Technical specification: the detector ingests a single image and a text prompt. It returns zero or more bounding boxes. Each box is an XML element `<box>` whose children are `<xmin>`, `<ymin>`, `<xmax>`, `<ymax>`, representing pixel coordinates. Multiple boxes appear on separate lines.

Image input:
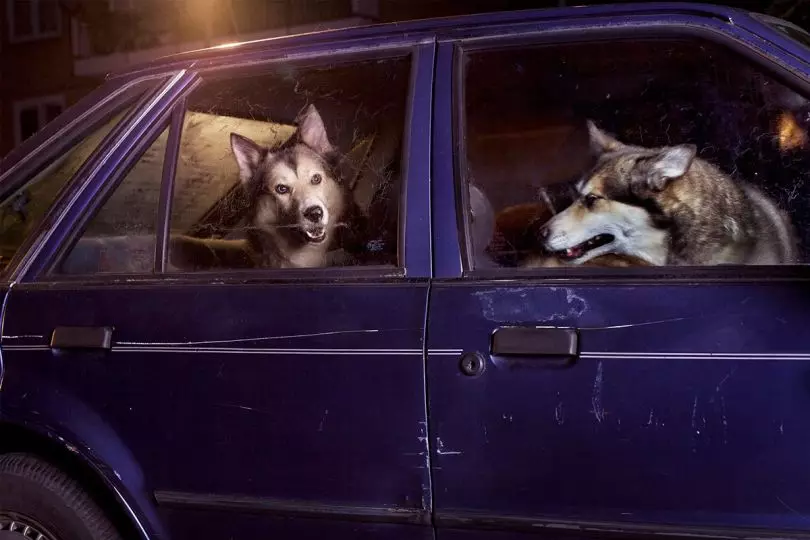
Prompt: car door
<box><xmin>1</xmin><ymin>41</ymin><xmax>435</xmax><ymax>539</ymax></box>
<box><xmin>428</xmin><ymin>13</ymin><xmax>810</xmax><ymax>540</ymax></box>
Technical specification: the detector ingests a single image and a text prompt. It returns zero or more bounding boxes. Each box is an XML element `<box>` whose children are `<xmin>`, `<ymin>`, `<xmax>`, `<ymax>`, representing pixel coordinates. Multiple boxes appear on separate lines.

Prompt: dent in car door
<box><xmin>3</xmin><ymin>44</ymin><xmax>435</xmax><ymax>539</ymax></box>
<box><xmin>428</xmin><ymin>23</ymin><xmax>810</xmax><ymax>540</ymax></box>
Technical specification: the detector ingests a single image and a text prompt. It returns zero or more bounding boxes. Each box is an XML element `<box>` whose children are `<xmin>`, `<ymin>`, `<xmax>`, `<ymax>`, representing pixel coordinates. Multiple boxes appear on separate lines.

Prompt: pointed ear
<box><xmin>587</xmin><ymin>120</ymin><xmax>625</xmax><ymax>155</ymax></box>
<box><xmin>230</xmin><ymin>133</ymin><xmax>264</xmax><ymax>185</ymax></box>
<box><xmin>298</xmin><ymin>104</ymin><xmax>334</xmax><ymax>155</ymax></box>
<box><xmin>633</xmin><ymin>144</ymin><xmax>697</xmax><ymax>192</ymax></box>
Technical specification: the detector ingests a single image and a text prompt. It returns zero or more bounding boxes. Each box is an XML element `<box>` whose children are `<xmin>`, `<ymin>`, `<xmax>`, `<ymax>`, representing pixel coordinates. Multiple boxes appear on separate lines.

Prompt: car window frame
<box><xmin>12</xmin><ymin>70</ymin><xmax>193</xmax><ymax>283</ymax></box>
<box><xmin>0</xmin><ymin>74</ymin><xmax>172</xmax><ymax>282</ymax></box>
<box><xmin>450</xmin><ymin>19</ymin><xmax>810</xmax><ymax>283</ymax></box>
<box><xmin>34</xmin><ymin>42</ymin><xmax>431</xmax><ymax>284</ymax></box>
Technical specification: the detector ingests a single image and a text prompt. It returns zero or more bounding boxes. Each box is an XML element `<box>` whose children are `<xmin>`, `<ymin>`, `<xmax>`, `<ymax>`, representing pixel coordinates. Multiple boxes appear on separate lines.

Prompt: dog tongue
<box><xmin>565</xmin><ymin>247</ymin><xmax>583</xmax><ymax>259</ymax></box>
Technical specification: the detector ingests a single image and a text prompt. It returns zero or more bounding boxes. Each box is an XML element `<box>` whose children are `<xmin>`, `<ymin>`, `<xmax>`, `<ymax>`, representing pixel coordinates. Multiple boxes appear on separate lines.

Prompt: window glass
<box><xmin>0</xmin><ymin>109</ymin><xmax>130</xmax><ymax>272</ymax></box>
<box><xmin>12</xmin><ymin>1</ymin><xmax>33</xmax><ymax>37</ymax></box>
<box><xmin>167</xmin><ymin>55</ymin><xmax>410</xmax><ymax>272</ymax></box>
<box><xmin>58</xmin><ymin>126</ymin><xmax>169</xmax><ymax>275</ymax></box>
<box><xmin>38</xmin><ymin>0</ymin><xmax>59</xmax><ymax>33</ymax></box>
<box><xmin>19</xmin><ymin>107</ymin><xmax>39</xmax><ymax>142</ymax></box>
<box><xmin>462</xmin><ymin>37</ymin><xmax>810</xmax><ymax>270</ymax></box>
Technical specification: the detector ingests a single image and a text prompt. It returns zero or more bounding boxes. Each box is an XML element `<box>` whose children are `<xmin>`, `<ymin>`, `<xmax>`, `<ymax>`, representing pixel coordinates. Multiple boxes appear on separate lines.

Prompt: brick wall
<box><xmin>0</xmin><ymin>3</ymin><xmax>101</xmax><ymax>157</ymax></box>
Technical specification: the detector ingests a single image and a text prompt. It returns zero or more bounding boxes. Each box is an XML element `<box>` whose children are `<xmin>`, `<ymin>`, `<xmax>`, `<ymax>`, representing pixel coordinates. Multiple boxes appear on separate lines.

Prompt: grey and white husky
<box><xmin>228</xmin><ymin>104</ymin><xmax>355</xmax><ymax>268</ymax></box>
<box><xmin>539</xmin><ymin>121</ymin><xmax>798</xmax><ymax>266</ymax></box>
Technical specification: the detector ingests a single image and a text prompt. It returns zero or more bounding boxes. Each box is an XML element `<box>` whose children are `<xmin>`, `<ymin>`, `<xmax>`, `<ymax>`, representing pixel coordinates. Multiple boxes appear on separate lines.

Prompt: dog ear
<box><xmin>634</xmin><ymin>144</ymin><xmax>697</xmax><ymax>191</ymax></box>
<box><xmin>298</xmin><ymin>104</ymin><xmax>334</xmax><ymax>156</ymax></box>
<box><xmin>230</xmin><ymin>133</ymin><xmax>264</xmax><ymax>185</ymax></box>
<box><xmin>587</xmin><ymin>120</ymin><xmax>625</xmax><ymax>154</ymax></box>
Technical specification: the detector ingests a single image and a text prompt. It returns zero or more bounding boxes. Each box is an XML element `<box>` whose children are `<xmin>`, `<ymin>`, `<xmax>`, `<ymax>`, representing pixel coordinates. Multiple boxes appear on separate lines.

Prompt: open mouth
<box><xmin>304</xmin><ymin>227</ymin><xmax>327</xmax><ymax>243</ymax></box>
<box><xmin>551</xmin><ymin>234</ymin><xmax>614</xmax><ymax>260</ymax></box>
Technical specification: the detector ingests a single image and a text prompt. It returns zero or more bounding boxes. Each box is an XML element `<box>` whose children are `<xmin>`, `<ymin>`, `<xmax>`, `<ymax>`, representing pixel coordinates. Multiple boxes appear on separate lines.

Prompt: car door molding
<box><xmin>435</xmin><ymin>510</ymin><xmax>810</xmax><ymax>539</ymax></box>
<box><xmin>154</xmin><ymin>490</ymin><xmax>431</xmax><ymax>526</ymax></box>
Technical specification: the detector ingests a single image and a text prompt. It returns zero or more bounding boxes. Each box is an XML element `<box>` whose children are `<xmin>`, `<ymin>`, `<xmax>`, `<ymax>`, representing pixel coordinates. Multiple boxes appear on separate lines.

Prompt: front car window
<box><xmin>460</xmin><ymin>36</ymin><xmax>810</xmax><ymax>271</ymax></box>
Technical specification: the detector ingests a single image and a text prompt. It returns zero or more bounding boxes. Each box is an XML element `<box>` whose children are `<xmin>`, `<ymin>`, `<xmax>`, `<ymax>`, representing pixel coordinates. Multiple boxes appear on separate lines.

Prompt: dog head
<box><xmin>540</xmin><ymin>121</ymin><xmax>695</xmax><ymax>265</ymax></box>
<box><xmin>229</xmin><ymin>104</ymin><xmax>348</xmax><ymax>246</ymax></box>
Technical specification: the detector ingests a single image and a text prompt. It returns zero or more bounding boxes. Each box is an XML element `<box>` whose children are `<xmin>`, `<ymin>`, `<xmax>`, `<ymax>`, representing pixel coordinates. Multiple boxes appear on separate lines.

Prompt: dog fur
<box><xmin>228</xmin><ymin>104</ymin><xmax>355</xmax><ymax>269</ymax></box>
<box><xmin>540</xmin><ymin>121</ymin><xmax>798</xmax><ymax>266</ymax></box>
<box><xmin>483</xmin><ymin>201</ymin><xmax>652</xmax><ymax>269</ymax></box>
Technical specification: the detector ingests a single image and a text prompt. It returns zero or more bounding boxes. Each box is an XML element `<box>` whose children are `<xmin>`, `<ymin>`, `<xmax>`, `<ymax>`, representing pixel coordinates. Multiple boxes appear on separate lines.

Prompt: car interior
<box><xmin>463</xmin><ymin>36</ymin><xmax>810</xmax><ymax>268</ymax></box>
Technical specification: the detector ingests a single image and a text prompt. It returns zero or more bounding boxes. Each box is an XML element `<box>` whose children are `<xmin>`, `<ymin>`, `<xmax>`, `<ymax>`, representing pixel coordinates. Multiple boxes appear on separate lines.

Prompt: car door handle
<box><xmin>490</xmin><ymin>326</ymin><xmax>578</xmax><ymax>360</ymax></box>
<box><xmin>50</xmin><ymin>326</ymin><xmax>113</xmax><ymax>351</ymax></box>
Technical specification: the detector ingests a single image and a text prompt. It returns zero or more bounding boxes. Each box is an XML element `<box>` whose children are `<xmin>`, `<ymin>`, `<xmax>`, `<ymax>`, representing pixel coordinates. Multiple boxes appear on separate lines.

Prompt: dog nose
<box><xmin>537</xmin><ymin>225</ymin><xmax>550</xmax><ymax>241</ymax></box>
<box><xmin>304</xmin><ymin>206</ymin><xmax>324</xmax><ymax>223</ymax></box>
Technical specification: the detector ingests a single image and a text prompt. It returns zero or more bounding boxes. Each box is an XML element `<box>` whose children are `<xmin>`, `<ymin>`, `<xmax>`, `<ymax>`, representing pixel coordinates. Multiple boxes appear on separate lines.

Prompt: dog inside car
<box><xmin>194</xmin><ymin>104</ymin><xmax>355</xmax><ymax>269</ymax></box>
<box><xmin>538</xmin><ymin>120</ymin><xmax>798</xmax><ymax>266</ymax></box>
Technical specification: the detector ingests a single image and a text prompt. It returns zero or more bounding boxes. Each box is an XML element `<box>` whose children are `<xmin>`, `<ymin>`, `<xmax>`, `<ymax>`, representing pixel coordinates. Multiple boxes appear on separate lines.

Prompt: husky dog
<box><xmin>539</xmin><ymin>121</ymin><xmax>797</xmax><ymax>266</ymax></box>
<box><xmin>228</xmin><ymin>104</ymin><xmax>354</xmax><ymax>268</ymax></box>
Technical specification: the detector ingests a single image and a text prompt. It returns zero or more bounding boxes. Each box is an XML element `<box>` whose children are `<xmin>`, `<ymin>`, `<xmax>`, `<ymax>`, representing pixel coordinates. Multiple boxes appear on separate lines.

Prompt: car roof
<box><xmin>108</xmin><ymin>2</ymin><xmax>746</xmax><ymax>79</ymax></box>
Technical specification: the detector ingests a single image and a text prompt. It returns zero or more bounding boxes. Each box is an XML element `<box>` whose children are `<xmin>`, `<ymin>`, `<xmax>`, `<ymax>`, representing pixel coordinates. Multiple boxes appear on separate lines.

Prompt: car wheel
<box><xmin>0</xmin><ymin>453</ymin><xmax>122</xmax><ymax>540</ymax></box>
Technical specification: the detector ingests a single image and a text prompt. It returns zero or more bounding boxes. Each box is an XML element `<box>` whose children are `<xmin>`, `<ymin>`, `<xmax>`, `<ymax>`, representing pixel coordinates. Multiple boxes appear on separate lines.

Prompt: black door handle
<box><xmin>50</xmin><ymin>326</ymin><xmax>113</xmax><ymax>351</ymax></box>
<box><xmin>491</xmin><ymin>326</ymin><xmax>578</xmax><ymax>362</ymax></box>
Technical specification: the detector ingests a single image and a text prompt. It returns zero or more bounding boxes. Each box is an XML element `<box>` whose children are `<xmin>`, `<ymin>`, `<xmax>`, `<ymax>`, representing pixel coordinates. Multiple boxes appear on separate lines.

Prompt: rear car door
<box><xmin>428</xmin><ymin>13</ymin><xmax>810</xmax><ymax>540</ymax></box>
<box><xmin>1</xmin><ymin>41</ymin><xmax>435</xmax><ymax>539</ymax></box>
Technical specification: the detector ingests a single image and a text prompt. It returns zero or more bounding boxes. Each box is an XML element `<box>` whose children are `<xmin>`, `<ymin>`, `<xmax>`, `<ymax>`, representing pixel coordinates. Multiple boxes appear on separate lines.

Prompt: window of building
<box><xmin>7</xmin><ymin>0</ymin><xmax>62</xmax><ymax>42</ymax></box>
<box><xmin>165</xmin><ymin>54</ymin><xmax>410</xmax><ymax>272</ymax></box>
<box><xmin>14</xmin><ymin>95</ymin><xmax>65</xmax><ymax>145</ymax></box>
<box><xmin>460</xmin><ymin>36</ymin><xmax>810</xmax><ymax>271</ymax></box>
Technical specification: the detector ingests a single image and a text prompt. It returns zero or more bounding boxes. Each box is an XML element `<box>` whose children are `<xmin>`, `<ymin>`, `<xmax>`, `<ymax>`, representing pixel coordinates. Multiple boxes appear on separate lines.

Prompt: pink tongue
<box><xmin>565</xmin><ymin>247</ymin><xmax>582</xmax><ymax>259</ymax></box>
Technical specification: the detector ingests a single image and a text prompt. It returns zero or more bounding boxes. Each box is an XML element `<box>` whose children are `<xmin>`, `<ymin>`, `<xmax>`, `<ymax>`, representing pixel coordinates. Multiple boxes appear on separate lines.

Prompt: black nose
<box><xmin>304</xmin><ymin>206</ymin><xmax>324</xmax><ymax>223</ymax></box>
<box><xmin>537</xmin><ymin>225</ymin><xmax>549</xmax><ymax>241</ymax></box>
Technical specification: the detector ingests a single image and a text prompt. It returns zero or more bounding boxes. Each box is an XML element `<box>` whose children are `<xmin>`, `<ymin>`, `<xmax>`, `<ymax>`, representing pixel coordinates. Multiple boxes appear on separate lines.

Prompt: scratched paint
<box><xmin>435</xmin><ymin>437</ymin><xmax>462</xmax><ymax>456</ymax></box>
<box><xmin>472</xmin><ymin>287</ymin><xmax>587</xmax><ymax>323</ymax></box>
<box><xmin>116</xmin><ymin>328</ymin><xmax>383</xmax><ymax>346</ymax></box>
<box><xmin>591</xmin><ymin>361</ymin><xmax>605</xmax><ymax>423</ymax></box>
<box><xmin>555</xmin><ymin>401</ymin><xmax>565</xmax><ymax>425</ymax></box>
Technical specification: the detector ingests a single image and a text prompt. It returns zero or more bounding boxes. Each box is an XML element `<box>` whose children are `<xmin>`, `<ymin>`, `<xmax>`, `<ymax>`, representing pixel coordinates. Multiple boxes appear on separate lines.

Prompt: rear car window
<box><xmin>459</xmin><ymin>36</ymin><xmax>810</xmax><ymax>271</ymax></box>
<box><xmin>44</xmin><ymin>54</ymin><xmax>412</xmax><ymax>278</ymax></box>
<box><xmin>57</xmin><ymin>124</ymin><xmax>171</xmax><ymax>275</ymax></box>
<box><xmin>166</xmin><ymin>54</ymin><xmax>410</xmax><ymax>272</ymax></box>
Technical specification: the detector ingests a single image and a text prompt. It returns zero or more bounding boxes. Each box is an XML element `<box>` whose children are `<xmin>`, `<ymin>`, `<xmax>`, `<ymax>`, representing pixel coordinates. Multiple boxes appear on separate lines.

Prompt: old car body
<box><xmin>3</xmin><ymin>3</ymin><xmax>810</xmax><ymax>539</ymax></box>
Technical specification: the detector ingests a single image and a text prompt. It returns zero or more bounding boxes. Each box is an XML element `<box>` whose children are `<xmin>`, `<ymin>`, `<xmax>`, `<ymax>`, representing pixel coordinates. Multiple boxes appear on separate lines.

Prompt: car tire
<box><xmin>0</xmin><ymin>453</ymin><xmax>123</xmax><ymax>540</ymax></box>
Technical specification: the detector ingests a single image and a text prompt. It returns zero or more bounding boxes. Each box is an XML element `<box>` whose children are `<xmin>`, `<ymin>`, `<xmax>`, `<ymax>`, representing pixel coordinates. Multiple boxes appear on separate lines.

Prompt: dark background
<box><xmin>1</xmin><ymin>0</ymin><xmax>806</xmax><ymax>158</ymax></box>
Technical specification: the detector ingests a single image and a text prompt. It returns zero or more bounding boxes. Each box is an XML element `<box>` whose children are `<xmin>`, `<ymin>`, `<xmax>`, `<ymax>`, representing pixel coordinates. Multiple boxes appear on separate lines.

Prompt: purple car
<box><xmin>3</xmin><ymin>3</ymin><xmax>810</xmax><ymax>539</ymax></box>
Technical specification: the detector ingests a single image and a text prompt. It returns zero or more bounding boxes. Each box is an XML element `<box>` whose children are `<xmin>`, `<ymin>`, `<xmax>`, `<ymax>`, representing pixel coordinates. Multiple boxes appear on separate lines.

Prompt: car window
<box><xmin>56</xmin><ymin>125</ymin><xmax>171</xmax><ymax>275</ymax></box>
<box><xmin>166</xmin><ymin>54</ymin><xmax>410</xmax><ymax>272</ymax></box>
<box><xmin>459</xmin><ymin>37</ymin><xmax>810</xmax><ymax>271</ymax></box>
<box><xmin>0</xmin><ymin>104</ymin><xmax>139</xmax><ymax>274</ymax></box>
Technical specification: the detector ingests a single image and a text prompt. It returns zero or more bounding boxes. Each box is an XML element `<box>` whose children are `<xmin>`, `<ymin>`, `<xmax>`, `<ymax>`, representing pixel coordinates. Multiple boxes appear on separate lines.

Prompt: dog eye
<box><xmin>275</xmin><ymin>184</ymin><xmax>290</xmax><ymax>195</ymax></box>
<box><xmin>311</xmin><ymin>174</ymin><xmax>322</xmax><ymax>185</ymax></box>
<box><xmin>582</xmin><ymin>193</ymin><xmax>601</xmax><ymax>209</ymax></box>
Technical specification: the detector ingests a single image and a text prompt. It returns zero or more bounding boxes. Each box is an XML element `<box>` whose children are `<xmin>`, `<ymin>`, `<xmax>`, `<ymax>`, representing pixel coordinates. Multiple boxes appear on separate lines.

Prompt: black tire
<box><xmin>0</xmin><ymin>453</ymin><xmax>122</xmax><ymax>540</ymax></box>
